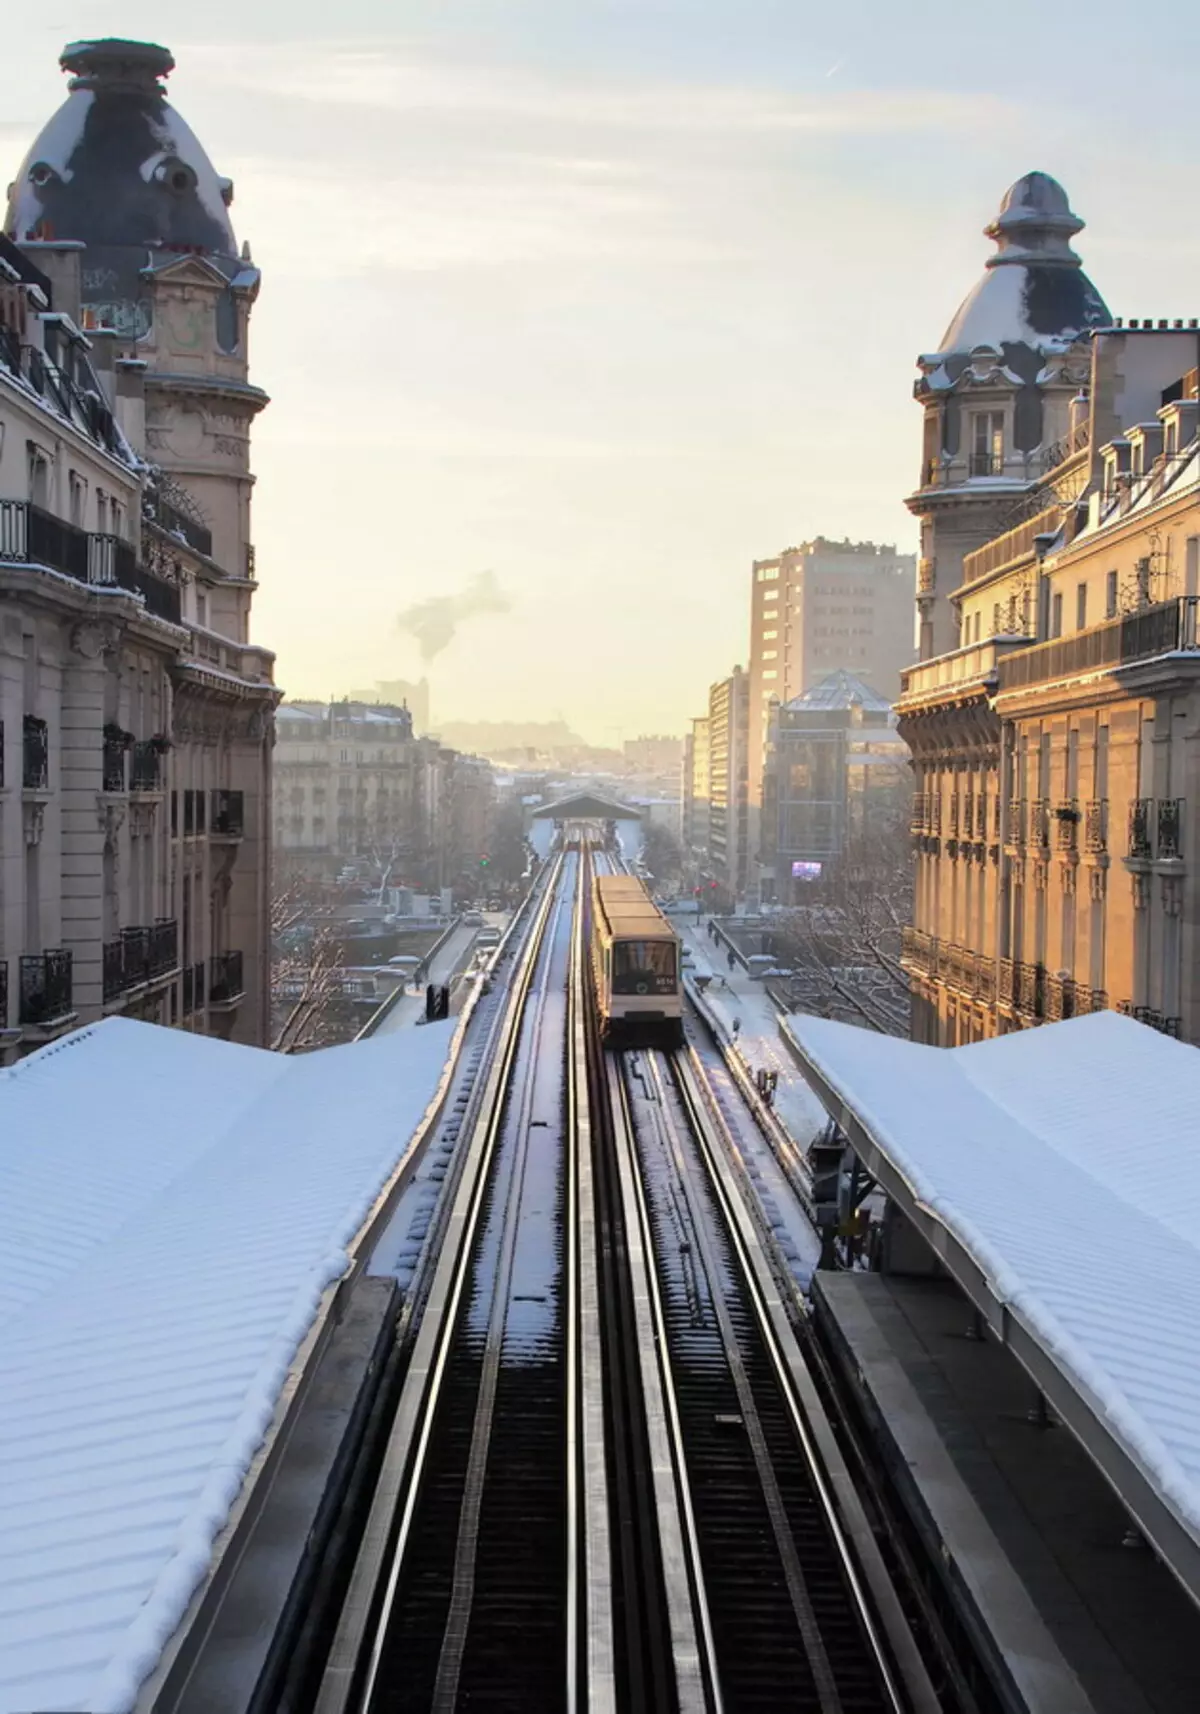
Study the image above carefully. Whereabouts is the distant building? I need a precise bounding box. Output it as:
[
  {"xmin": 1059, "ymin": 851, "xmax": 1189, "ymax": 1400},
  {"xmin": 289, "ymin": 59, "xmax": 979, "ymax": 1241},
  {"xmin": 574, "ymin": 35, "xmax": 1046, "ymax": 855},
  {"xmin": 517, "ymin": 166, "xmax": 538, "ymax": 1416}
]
[
  {"xmin": 747, "ymin": 539, "xmax": 916, "ymax": 835},
  {"xmin": 348, "ymin": 677, "xmax": 430, "ymax": 733},
  {"xmin": 1, "ymin": 41, "xmax": 278, "ymax": 1061},
  {"xmin": 704, "ymin": 667, "xmax": 750, "ymax": 903},
  {"xmin": 681, "ymin": 715, "xmax": 711, "ymax": 864},
  {"xmin": 623, "ymin": 734, "xmax": 683, "ymax": 777},
  {"xmin": 897, "ymin": 171, "xmax": 1200, "ymax": 1047},
  {"xmin": 274, "ymin": 701, "xmax": 493, "ymax": 894},
  {"xmin": 761, "ymin": 671, "xmax": 910, "ymax": 902}
]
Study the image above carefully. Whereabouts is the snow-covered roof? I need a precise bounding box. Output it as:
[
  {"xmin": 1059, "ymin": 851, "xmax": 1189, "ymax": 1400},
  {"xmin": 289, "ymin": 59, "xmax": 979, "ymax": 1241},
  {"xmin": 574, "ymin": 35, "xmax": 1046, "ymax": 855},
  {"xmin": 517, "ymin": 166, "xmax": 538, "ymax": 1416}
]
[
  {"xmin": 785, "ymin": 1010, "xmax": 1200, "ymax": 1598},
  {"xmin": 933, "ymin": 172, "xmax": 1109, "ymax": 360},
  {"xmin": 0, "ymin": 1015, "xmax": 454, "ymax": 1714}
]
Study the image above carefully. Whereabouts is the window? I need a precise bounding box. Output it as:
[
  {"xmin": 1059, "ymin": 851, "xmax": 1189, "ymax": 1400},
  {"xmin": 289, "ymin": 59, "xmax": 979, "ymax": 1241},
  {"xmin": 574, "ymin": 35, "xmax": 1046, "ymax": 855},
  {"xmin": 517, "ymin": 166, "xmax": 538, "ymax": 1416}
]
[
  {"xmin": 27, "ymin": 446, "xmax": 50, "ymax": 509},
  {"xmin": 762, "ymin": 588, "xmax": 778, "ymax": 603},
  {"xmin": 1051, "ymin": 591, "xmax": 1063, "ymax": 638},
  {"xmin": 756, "ymin": 565, "xmax": 779, "ymax": 582},
  {"xmin": 762, "ymin": 650, "xmax": 777, "ymax": 661},
  {"xmin": 970, "ymin": 412, "xmax": 1004, "ymax": 477},
  {"xmin": 196, "ymin": 591, "xmax": 207, "ymax": 627},
  {"xmin": 110, "ymin": 500, "xmax": 123, "ymax": 539},
  {"xmin": 96, "ymin": 489, "xmax": 108, "ymax": 533},
  {"xmin": 1106, "ymin": 569, "xmax": 1118, "ymax": 617},
  {"xmin": 1076, "ymin": 583, "xmax": 1088, "ymax": 631},
  {"xmin": 761, "ymin": 629, "xmax": 777, "ymax": 641},
  {"xmin": 993, "ymin": 602, "xmax": 1001, "ymax": 634},
  {"xmin": 973, "ymin": 611, "xmax": 982, "ymax": 642},
  {"xmin": 762, "ymin": 670, "xmax": 777, "ymax": 681},
  {"xmin": 69, "ymin": 472, "xmax": 86, "ymax": 526}
]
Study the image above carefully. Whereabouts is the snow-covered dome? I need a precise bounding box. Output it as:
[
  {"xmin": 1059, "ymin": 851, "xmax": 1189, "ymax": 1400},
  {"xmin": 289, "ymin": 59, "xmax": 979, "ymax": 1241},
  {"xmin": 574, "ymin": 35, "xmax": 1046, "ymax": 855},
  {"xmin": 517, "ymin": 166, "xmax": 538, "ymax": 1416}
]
[
  {"xmin": 4, "ymin": 39, "xmax": 236, "ymax": 257},
  {"xmin": 937, "ymin": 172, "xmax": 1109, "ymax": 358}
]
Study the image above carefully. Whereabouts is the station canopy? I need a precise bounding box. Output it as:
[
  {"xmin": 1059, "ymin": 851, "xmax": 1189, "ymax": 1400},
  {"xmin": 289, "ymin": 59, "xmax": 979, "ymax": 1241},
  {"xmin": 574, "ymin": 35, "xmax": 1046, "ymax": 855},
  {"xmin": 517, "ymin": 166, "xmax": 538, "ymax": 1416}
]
[
  {"xmin": 531, "ymin": 791, "xmax": 642, "ymax": 821},
  {"xmin": 783, "ymin": 1009, "xmax": 1200, "ymax": 1610}
]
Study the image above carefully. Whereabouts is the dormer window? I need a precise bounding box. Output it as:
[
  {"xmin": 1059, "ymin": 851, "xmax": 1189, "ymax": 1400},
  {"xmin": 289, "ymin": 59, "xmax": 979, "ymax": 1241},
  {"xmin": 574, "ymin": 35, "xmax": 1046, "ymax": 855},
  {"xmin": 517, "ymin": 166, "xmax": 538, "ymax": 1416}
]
[{"xmin": 970, "ymin": 412, "xmax": 1004, "ymax": 477}]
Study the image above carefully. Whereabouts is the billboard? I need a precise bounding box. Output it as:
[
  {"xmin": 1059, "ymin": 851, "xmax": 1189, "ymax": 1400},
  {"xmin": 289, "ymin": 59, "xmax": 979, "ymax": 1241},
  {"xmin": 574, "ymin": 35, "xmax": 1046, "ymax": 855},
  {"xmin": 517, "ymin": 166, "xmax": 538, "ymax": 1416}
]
[{"xmin": 791, "ymin": 860, "xmax": 823, "ymax": 881}]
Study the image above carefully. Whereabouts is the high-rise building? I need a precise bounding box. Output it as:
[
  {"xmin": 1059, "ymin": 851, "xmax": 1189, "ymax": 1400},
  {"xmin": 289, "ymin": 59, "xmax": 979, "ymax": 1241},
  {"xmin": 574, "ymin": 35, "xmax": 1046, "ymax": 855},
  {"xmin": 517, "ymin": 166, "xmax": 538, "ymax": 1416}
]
[
  {"xmin": 745, "ymin": 539, "xmax": 916, "ymax": 884},
  {"xmin": 1, "ymin": 39, "xmax": 278, "ymax": 1058},
  {"xmin": 681, "ymin": 715, "xmax": 711, "ymax": 868},
  {"xmin": 896, "ymin": 172, "xmax": 1200, "ymax": 1047},
  {"xmin": 704, "ymin": 667, "xmax": 750, "ymax": 903}
]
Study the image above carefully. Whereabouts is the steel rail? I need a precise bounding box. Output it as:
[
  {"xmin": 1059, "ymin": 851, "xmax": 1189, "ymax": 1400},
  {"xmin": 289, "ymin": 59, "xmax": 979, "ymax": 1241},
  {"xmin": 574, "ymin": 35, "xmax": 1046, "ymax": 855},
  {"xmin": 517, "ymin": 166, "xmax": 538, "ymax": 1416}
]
[
  {"xmin": 669, "ymin": 1046, "xmax": 942, "ymax": 1714},
  {"xmin": 313, "ymin": 853, "xmax": 568, "ymax": 1714},
  {"xmin": 605, "ymin": 1052, "xmax": 722, "ymax": 1714},
  {"xmin": 567, "ymin": 851, "xmax": 617, "ymax": 1714}
]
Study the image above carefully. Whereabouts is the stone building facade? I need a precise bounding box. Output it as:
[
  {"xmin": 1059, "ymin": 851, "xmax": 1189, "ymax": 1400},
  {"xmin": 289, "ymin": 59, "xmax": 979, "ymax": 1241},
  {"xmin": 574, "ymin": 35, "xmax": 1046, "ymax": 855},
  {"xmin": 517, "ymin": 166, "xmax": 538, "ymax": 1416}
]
[
  {"xmin": 1, "ymin": 39, "xmax": 277, "ymax": 1059},
  {"xmin": 897, "ymin": 171, "xmax": 1200, "ymax": 1045},
  {"xmin": 274, "ymin": 701, "xmax": 494, "ymax": 897}
]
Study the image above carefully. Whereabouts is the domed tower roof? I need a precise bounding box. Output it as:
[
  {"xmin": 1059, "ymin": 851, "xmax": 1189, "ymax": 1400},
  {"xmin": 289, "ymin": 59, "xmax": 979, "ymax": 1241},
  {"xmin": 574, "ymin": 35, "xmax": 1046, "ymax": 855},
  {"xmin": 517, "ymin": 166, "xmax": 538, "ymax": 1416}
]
[
  {"xmin": 4, "ymin": 39, "xmax": 236, "ymax": 257},
  {"xmin": 937, "ymin": 172, "xmax": 1109, "ymax": 357}
]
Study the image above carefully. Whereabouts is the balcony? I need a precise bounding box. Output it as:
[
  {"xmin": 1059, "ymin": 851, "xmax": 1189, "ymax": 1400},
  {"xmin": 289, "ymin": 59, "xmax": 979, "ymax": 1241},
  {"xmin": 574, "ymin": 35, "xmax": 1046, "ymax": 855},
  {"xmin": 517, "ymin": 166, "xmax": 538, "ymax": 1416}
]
[
  {"xmin": 211, "ymin": 790, "xmax": 244, "ymax": 838},
  {"xmin": 962, "ymin": 504, "xmax": 1064, "ymax": 587},
  {"xmin": 103, "ymin": 725, "xmax": 131, "ymax": 792},
  {"xmin": 130, "ymin": 739, "xmax": 164, "ymax": 793},
  {"xmin": 899, "ymin": 636, "xmax": 1032, "ymax": 710},
  {"xmin": 1, "ymin": 499, "xmax": 181, "ymax": 624},
  {"xmin": 995, "ymin": 597, "xmax": 1200, "ymax": 695},
  {"xmin": 1158, "ymin": 798, "xmax": 1184, "ymax": 860},
  {"xmin": 1086, "ymin": 799, "xmax": 1108, "ymax": 853},
  {"xmin": 1006, "ymin": 797, "xmax": 1025, "ymax": 847},
  {"xmin": 0, "ymin": 960, "xmax": 7, "ymax": 1029},
  {"xmin": 22, "ymin": 715, "xmax": 48, "ymax": 789},
  {"xmin": 1129, "ymin": 799, "xmax": 1153, "ymax": 859},
  {"xmin": 1045, "ymin": 975, "xmax": 1079, "ymax": 1023},
  {"xmin": 182, "ymin": 961, "xmax": 206, "ymax": 1016},
  {"xmin": 969, "ymin": 451, "xmax": 1004, "ymax": 478},
  {"xmin": 1054, "ymin": 801, "xmax": 1079, "ymax": 853},
  {"xmin": 209, "ymin": 951, "xmax": 245, "ymax": 1006},
  {"xmin": 104, "ymin": 925, "xmax": 180, "ymax": 1004},
  {"xmin": 1029, "ymin": 799, "xmax": 1050, "ymax": 848},
  {"xmin": 19, "ymin": 949, "xmax": 73, "ymax": 1026},
  {"xmin": 900, "ymin": 926, "xmax": 934, "ymax": 976},
  {"xmin": 1017, "ymin": 961, "xmax": 1045, "ymax": 1020},
  {"xmin": 0, "ymin": 333, "xmax": 124, "ymax": 456}
]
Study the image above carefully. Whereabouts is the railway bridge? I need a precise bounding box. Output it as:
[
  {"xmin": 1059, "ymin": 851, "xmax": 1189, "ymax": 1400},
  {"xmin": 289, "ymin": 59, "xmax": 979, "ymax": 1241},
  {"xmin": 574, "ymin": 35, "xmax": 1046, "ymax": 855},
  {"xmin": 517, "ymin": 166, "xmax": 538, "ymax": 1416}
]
[{"xmin": 3, "ymin": 829, "xmax": 1200, "ymax": 1713}]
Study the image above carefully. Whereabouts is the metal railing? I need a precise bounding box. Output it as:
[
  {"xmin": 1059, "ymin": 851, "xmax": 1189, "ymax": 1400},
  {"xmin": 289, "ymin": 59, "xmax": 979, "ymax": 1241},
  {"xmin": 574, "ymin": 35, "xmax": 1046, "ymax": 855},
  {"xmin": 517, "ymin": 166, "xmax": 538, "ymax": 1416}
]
[
  {"xmin": 1158, "ymin": 798, "xmax": 1184, "ymax": 859},
  {"xmin": 130, "ymin": 740, "xmax": 163, "ymax": 792},
  {"xmin": 996, "ymin": 597, "xmax": 1200, "ymax": 693},
  {"xmin": 23, "ymin": 715, "xmax": 49, "ymax": 789},
  {"xmin": 103, "ymin": 728, "xmax": 128, "ymax": 792},
  {"xmin": 1, "ymin": 499, "xmax": 182, "ymax": 624},
  {"xmin": 1129, "ymin": 798, "xmax": 1154, "ymax": 858},
  {"xmin": 1017, "ymin": 960, "xmax": 1045, "ymax": 1019},
  {"xmin": 1029, "ymin": 798, "xmax": 1050, "ymax": 847},
  {"xmin": 211, "ymin": 789, "xmax": 244, "ymax": 838},
  {"xmin": 1055, "ymin": 801, "xmax": 1079, "ymax": 852},
  {"xmin": 19, "ymin": 949, "xmax": 73, "ymax": 1025},
  {"xmin": 209, "ymin": 950, "xmax": 245, "ymax": 1005},
  {"xmin": 182, "ymin": 961, "xmax": 206, "ymax": 1015},
  {"xmin": 962, "ymin": 503, "xmax": 1063, "ymax": 586},
  {"xmin": 1007, "ymin": 797, "xmax": 1025, "ymax": 845},
  {"xmin": 1086, "ymin": 799, "xmax": 1107, "ymax": 853},
  {"xmin": 0, "ymin": 959, "xmax": 7, "ymax": 1028}
]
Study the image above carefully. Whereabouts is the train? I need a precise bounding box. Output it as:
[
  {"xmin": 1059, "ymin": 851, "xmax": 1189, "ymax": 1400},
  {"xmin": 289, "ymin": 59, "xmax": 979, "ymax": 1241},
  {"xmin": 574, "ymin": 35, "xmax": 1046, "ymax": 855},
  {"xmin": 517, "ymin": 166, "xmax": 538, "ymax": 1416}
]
[{"xmin": 590, "ymin": 873, "xmax": 684, "ymax": 1046}]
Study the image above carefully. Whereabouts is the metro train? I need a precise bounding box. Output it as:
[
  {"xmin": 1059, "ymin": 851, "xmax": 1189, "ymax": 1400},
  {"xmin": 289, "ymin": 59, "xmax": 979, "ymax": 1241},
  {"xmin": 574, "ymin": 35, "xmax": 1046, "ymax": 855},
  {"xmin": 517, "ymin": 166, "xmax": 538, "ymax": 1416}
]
[{"xmin": 590, "ymin": 873, "xmax": 683, "ymax": 1046}]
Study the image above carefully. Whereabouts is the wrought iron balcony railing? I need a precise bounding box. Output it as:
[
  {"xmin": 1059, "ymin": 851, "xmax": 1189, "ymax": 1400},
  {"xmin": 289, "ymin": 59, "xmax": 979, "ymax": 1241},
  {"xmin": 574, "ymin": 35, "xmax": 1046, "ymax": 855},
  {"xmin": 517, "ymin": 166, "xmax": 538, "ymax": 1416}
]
[
  {"xmin": 0, "ymin": 959, "xmax": 7, "ymax": 1028},
  {"xmin": 1158, "ymin": 797, "xmax": 1184, "ymax": 859},
  {"xmin": 130, "ymin": 740, "xmax": 163, "ymax": 792},
  {"xmin": 1, "ymin": 499, "xmax": 181, "ymax": 624},
  {"xmin": 1085, "ymin": 799, "xmax": 1107, "ymax": 853},
  {"xmin": 210, "ymin": 789, "xmax": 244, "ymax": 838},
  {"xmin": 1129, "ymin": 798, "xmax": 1154, "ymax": 858},
  {"xmin": 182, "ymin": 961, "xmax": 206, "ymax": 1015},
  {"xmin": 22, "ymin": 715, "xmax": 48, "ymax": 789},
  {"xmin": 1055, "ymin": 801, "xmax": 1079, "ymax": 852},
  {"xmin": 1006, "ymin": 798, "xmax": 1025, "ymax": 845},
  {"xmin": 209, "ymin": 950, "xmax": 245, "ymax": 1005},
  {"xmin": 19, "ymin": 949, "xmax": 73, "ymax": 1026},
  {"xmin": 1029, "ymin": 799, "xmax": 1050, "ymax": 847},
  {"xmin": 150, "ymin": 919, "xmax": 179, "ymax": 977}
]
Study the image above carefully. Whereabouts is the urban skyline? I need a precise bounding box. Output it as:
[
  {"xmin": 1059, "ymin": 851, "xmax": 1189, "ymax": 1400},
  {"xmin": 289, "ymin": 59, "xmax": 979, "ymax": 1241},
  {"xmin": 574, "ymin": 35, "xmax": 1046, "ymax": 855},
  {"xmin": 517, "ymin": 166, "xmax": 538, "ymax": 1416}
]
[{"xmin": 4, "ymin": 0, "xmax": 1197, "ymax": 736}]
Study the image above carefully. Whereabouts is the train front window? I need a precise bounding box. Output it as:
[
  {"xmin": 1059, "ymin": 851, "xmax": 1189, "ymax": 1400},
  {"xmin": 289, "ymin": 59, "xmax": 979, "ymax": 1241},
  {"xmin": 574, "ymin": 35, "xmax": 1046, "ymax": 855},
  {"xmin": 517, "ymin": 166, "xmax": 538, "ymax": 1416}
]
[{"xmin": 612, "ymin": 939, "xmax": 677, "ymax": 993}]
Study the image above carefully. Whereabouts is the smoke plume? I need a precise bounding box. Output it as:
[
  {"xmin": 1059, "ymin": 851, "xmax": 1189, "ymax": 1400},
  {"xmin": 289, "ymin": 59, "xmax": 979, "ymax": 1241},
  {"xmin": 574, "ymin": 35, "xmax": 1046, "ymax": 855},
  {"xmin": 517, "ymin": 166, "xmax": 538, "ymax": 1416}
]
[{"xmin": 396, "ymin": 570, "xmax": 511, "ymax": 661}]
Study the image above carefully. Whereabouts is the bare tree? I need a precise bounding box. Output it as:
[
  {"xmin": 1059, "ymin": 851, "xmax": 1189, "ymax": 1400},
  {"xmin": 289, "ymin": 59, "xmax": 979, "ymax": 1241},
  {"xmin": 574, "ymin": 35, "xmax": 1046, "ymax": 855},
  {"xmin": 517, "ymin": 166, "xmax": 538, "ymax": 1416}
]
[
  {"xmin": 772, "ymin": 814, "xmax": 912, "ymax": 1036},
  {"xmin": 270, "ymin": 865, "xmax": 355, "ymax": 1051},
  {"xmin": 641, "ymin": 820, "xmax": 684, "ymax": 889}
]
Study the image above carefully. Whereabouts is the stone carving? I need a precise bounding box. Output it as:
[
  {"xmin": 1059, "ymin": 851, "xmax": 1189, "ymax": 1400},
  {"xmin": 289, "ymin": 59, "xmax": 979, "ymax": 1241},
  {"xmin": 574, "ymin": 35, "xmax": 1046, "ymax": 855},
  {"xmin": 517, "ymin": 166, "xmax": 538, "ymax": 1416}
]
[
  {"xmin": 98, "ymin": 798, "xmax": 127, "ymax": 853},
  {"xmin": 69, "ymin": 620, "xmax": 118, "ymax": 661},
  {"xmin": 1088, "ymin": 866, "xmax": 1107, "ymax": 903}
]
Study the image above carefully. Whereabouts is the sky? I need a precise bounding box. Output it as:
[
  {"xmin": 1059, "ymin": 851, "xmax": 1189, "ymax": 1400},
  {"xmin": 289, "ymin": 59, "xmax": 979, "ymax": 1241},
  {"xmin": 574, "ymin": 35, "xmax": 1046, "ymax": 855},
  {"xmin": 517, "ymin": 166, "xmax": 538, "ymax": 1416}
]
[{"xmin": 3, "ymin": 2, "xmax": 1198, "ymax": 742}]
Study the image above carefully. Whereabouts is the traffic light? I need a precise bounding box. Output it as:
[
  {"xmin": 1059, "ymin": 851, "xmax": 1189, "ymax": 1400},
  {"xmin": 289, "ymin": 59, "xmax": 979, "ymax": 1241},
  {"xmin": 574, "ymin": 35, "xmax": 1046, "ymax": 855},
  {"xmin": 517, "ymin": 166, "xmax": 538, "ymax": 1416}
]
[{"xmin": 479, "ymin": 855, "xmax": 490, "ymax": 869}]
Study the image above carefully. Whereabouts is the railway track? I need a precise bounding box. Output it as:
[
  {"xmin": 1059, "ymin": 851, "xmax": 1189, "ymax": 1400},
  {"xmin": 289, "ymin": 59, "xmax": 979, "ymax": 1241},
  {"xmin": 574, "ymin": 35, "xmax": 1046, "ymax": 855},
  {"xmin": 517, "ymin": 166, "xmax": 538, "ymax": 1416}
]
[
  {"xmin": 306, "ymin": 839, "xmax": 954, "ymax": 1712},
  {"xmin": 314, "ymin": 851, "xmax": 613, "ymax": 1713}
]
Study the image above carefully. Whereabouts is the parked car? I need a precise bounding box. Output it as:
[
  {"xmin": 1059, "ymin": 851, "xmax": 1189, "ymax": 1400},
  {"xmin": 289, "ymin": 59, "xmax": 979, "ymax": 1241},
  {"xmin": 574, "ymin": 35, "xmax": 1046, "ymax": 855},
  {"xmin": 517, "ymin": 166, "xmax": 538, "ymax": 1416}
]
[{"xmin": 462, "ymin": 910, "xmax": 484, "ymax": 926}]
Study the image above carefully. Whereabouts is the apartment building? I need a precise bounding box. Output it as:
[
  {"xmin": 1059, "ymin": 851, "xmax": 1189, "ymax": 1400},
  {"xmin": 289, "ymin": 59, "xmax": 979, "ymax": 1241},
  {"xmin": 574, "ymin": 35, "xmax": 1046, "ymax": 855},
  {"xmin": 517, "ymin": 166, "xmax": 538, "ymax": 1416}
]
[
  {"xmin": 899, "ymin": 306, "xmax": 1200, "ymax": 1041},
  {"xmin": 0, "ymin": 40, "xmax": 277, "ymax": 1059},
  {"xmin": 746, "ymin": 539, "xmax": 915, "ymax": 846},
  {"xmin": 681, "ymin": 715, "xmax": 711, "ymax": 870},
  {"xmin": 703, "ymin": 667, "xmax": 750, "ymax": 904},
  {"xmin": 274, "ymin": 701, "xmax": 494, "ymax": 895}
]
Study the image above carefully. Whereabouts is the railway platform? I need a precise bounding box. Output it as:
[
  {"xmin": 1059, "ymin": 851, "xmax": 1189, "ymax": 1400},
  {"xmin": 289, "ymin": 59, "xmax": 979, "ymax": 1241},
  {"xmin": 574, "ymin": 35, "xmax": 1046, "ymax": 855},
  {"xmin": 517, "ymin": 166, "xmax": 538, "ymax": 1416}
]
[{"xmin": 788, "ymin": 1009, "xmax": 1200, "ymax": 1714}]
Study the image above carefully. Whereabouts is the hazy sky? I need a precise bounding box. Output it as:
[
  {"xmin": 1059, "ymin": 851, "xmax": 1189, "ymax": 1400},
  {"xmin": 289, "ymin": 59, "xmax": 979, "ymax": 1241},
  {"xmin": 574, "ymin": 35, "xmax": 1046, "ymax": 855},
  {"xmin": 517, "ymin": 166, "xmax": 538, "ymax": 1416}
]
[{"xmin": 4, "ymin": 2, "xmax": 1198, "ymax": 741}]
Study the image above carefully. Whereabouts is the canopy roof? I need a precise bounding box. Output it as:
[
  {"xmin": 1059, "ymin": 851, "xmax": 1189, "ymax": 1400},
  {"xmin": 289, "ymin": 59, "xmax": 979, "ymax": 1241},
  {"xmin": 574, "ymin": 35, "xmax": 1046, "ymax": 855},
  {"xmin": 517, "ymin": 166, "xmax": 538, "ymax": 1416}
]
[
  {"xmin": 784, "ymin": 1010, "xmax": 1200, "ymax": 1609},
  {"xmin": 532, "ymin": 790, "xmax": 642, "ymax": 820},
  {"xmin": 0, "ymin": 1016, "xmax": 453, "ymax": 1712}
]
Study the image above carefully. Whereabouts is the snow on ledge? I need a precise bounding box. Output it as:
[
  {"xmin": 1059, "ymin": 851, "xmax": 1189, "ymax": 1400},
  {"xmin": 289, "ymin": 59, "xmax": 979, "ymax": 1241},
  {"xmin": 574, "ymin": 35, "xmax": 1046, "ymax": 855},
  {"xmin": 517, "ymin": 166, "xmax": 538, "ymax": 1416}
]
[
  {"xmin": 784, "ymin": 1010, "xmax": 1200, "ymax": 1559},
  {"xmin": 0, "ymin": 1015, "xmax": 455, "ymax": 1714}
]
